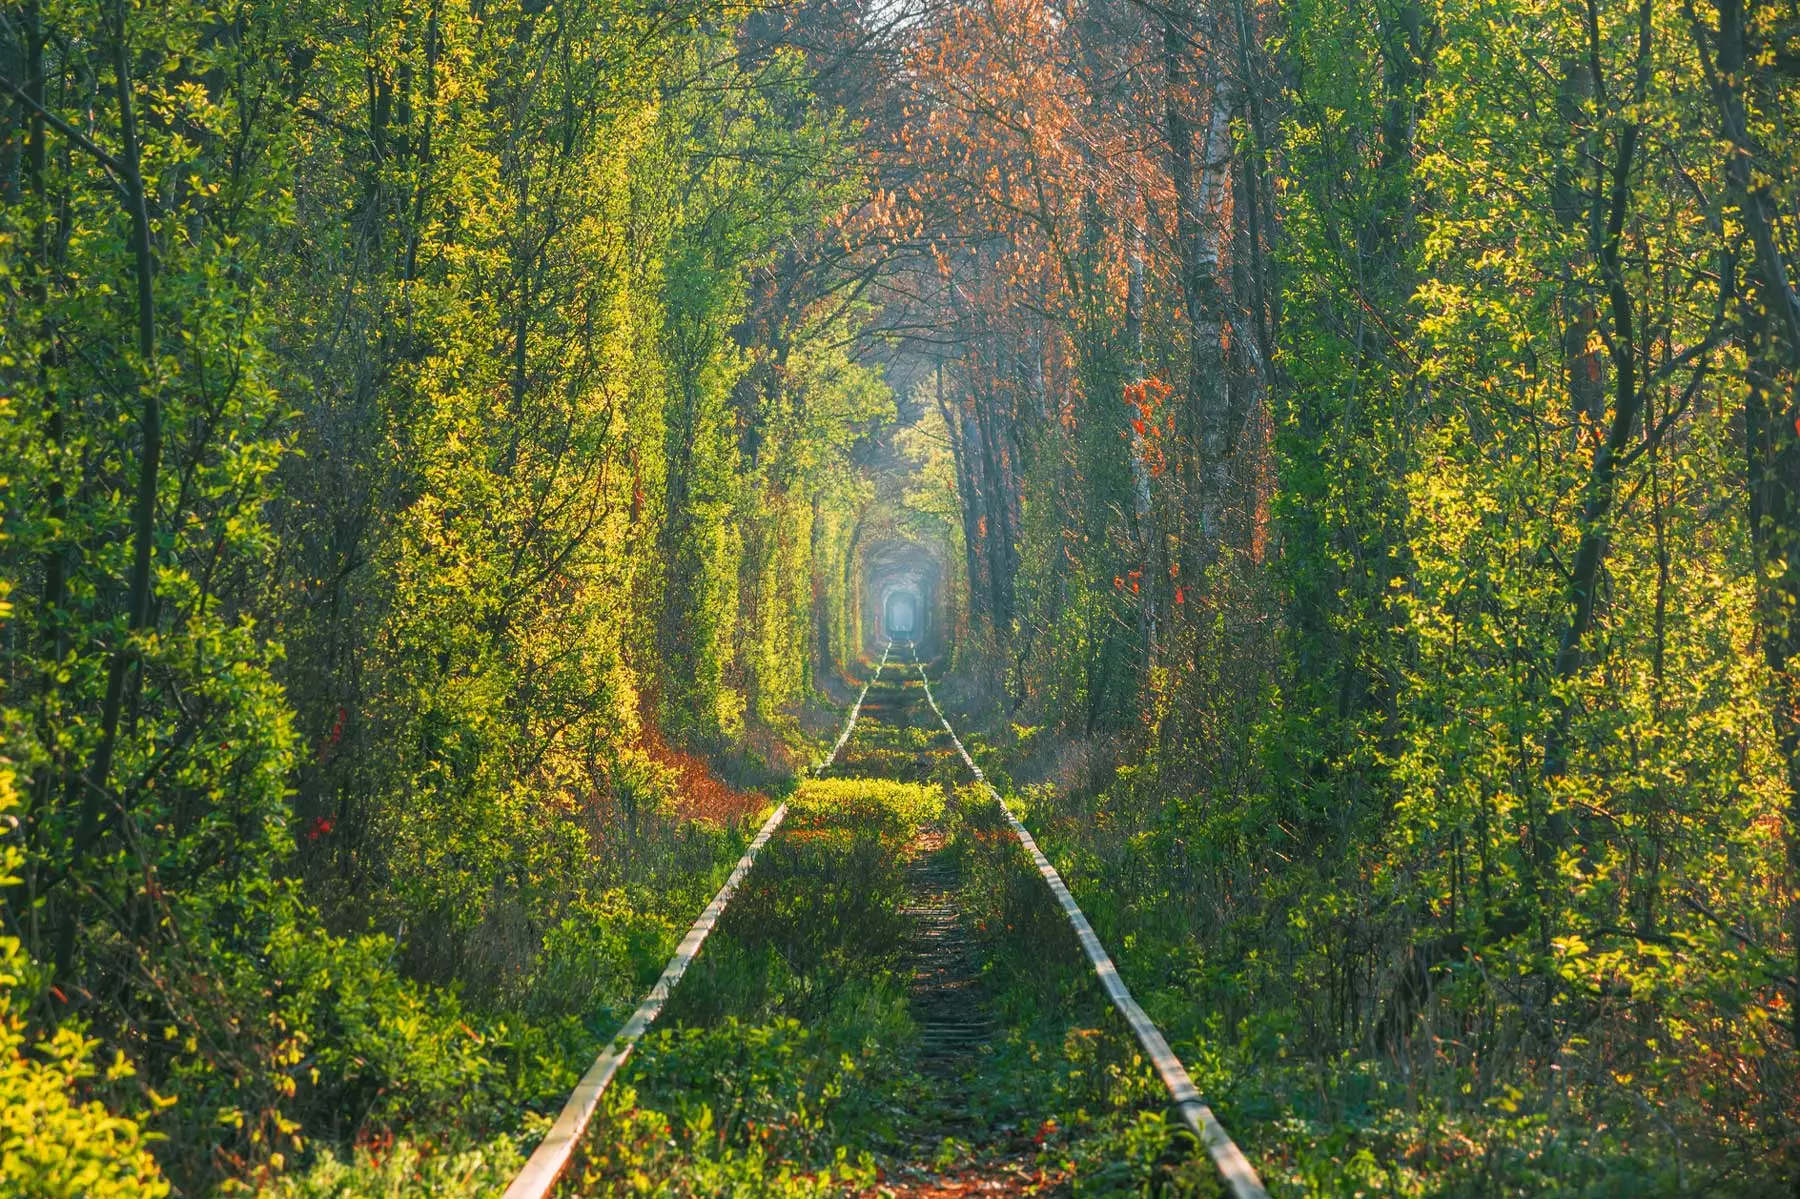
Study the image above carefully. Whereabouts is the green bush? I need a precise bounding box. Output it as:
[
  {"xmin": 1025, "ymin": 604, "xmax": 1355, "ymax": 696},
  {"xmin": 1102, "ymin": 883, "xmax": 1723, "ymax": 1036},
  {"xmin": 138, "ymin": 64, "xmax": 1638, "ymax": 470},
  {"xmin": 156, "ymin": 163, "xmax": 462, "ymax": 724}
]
[
  {"xmin": 789, "ymin": 778, "xmax": 942, "ymax": 838},
  {"xmin": 255, "ymin": 1136, "xmax": 523, "ymax": 1199},
  {"xmin": 260, "ymin": 918, "xmax": 498, "ymax": 1137},
  {"xmin": 0, "ymin": 1013, "xmax": 169, "ymax": 1199},
  {"xmin": 0, "ymin": 754, "xmax": 168, "ymax": 1199}
]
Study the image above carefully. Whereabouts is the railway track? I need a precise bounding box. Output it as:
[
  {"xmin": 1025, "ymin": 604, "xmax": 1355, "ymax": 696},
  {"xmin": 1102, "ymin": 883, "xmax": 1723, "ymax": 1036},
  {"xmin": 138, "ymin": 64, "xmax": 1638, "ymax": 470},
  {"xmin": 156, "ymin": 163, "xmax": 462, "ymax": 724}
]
[
  {"xmin": 504, "ymin": 644, "xmax": 1268, "ymax": 1199},
  {"xmin": 901, "ymin": 826, "xmax": 995, "ymax": 1065}
]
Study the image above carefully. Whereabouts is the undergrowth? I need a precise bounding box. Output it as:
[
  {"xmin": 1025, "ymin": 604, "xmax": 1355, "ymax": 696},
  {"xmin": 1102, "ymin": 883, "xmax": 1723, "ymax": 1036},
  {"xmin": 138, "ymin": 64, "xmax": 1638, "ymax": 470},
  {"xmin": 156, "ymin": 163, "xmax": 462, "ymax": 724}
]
[
  {"xmin": 948, "ymin": 784, "xmax": 1227, "ymax": 1199},
  {"xmin": 959, "ymin": 719, "xmax": 1794, "ymax": 1198},
  {"xmin": 235, "ymin": 800, "xmax": 763, "ymax": 1198}
]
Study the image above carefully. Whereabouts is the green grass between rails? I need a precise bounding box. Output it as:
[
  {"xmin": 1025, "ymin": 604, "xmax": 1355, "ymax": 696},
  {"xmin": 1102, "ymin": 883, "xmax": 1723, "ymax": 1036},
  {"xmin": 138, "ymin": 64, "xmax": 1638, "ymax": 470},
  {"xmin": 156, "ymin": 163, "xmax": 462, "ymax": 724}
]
[{"xmin": 260, "ymin": 763, "xmax": 1240, "ymax": 1199}]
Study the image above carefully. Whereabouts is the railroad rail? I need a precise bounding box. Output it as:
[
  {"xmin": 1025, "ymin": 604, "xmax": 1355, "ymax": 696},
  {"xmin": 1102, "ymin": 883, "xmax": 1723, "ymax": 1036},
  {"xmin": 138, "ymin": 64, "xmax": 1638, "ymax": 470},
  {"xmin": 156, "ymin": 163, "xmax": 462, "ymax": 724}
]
[
  {"xmin": 501, "ymin": 646, "xmax": 890, "ymax": 1199},
  {"xmin": 906, "ymin": 644, "xmax": 1269, "ymax": 1199}
]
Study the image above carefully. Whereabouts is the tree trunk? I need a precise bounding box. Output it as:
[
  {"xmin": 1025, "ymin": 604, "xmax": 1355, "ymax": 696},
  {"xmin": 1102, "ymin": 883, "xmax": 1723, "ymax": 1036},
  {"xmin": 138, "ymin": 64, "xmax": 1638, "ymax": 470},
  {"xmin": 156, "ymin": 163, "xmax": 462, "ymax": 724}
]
[
  {"xmin": 62, "ymin": 0, "xmax": 160, "ymax": 981},
  {"xmin": 1164, "ymin": 5, "xmax": 1236, "ymax": 567},
  {"xmin": 1696, "ymin": 0, "xmax": 1800, "ymax": 1049},
  {"xmin": 937, "ymin": 364, "xmax": 991, "ymax": 633}
]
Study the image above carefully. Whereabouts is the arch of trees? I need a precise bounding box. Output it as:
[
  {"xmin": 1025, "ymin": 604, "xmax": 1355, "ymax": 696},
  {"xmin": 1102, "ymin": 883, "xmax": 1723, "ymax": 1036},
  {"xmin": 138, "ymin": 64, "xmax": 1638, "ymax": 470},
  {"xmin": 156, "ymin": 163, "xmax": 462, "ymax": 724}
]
[{"xmin": 2, "ymin": 0, "xmax": 1798, "ymax": 1190}]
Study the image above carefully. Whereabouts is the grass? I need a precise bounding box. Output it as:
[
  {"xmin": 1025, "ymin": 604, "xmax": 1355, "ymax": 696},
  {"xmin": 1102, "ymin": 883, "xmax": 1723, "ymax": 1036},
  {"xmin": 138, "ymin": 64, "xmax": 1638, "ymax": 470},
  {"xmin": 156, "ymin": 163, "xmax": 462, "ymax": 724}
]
[{"xmin": 242, "ymin": 691, "xmax": 1240, "ymax": 1199}]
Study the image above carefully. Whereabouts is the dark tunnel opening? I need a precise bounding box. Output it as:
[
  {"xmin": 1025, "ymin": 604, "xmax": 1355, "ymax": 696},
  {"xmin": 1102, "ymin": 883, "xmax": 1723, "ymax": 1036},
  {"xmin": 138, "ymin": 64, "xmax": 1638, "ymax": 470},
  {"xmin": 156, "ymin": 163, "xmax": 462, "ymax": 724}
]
[
  {"xmin": 858, "ymin": 538, "xmax": 947, "ymax": 664},
  {"xmin": 884, "ymin": 590, "xmax": 918, "ymax": 635}
]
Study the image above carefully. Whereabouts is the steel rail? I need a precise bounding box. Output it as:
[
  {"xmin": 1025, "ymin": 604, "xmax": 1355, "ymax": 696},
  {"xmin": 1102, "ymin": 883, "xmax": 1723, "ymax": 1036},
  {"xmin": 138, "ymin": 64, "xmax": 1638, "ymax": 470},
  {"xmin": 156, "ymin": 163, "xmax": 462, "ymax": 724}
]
[
  {"xmin": 907, "ymin": 646, "xmax": 1270, "ymax": 1199},
  {"xmin": 502, "ymin": 648, "xmax": 890, "ymax": 1199},
  {"xmin": 818, "ymin": 642, "xmax": 891, "ymax": 772}
]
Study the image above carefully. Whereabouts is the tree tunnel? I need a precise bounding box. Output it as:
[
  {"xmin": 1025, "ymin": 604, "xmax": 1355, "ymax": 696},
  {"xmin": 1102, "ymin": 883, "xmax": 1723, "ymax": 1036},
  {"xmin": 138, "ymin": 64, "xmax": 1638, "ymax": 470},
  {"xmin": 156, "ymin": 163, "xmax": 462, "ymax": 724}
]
[{"xmin": 858, "ymin": 538, "xmax": 948, "ymax": 663}]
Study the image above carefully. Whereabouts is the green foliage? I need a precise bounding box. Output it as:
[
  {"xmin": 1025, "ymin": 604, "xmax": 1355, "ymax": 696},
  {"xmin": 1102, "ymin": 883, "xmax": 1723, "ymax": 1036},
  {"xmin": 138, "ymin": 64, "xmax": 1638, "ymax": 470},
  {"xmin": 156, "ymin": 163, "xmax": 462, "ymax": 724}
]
[
  {"xmin": 0, "ymin": 757, "xmax": 168, "ymax": 1199},
  {"xmin": 581, "ymin": 1085, "xmax": 876, "ymax": 1199},
  {"xmin": 7, "ymin": 0, "xmax": 1795, "ymax": 1193},
  {"xmin": 0, "ymin": 0, "xmax": 885, "ymax": 1191},
  {"xmin": 789, "ymin": 777, "xmax": 944, "ymax": 836},
  {"xmin": 598, "ymin": 1021, "xmax": 893, "ymax": 1176},
  {"xmin": 574, "ymin": 773, "xmax": 924, "ymax": 1191},
  {"xmin": 954, "ymin": 0, "xmax": 1798, "ymax": 1191},
  {"xmin": 1063, "ymin": 1113, "xmax": 1222, "ymax": 1199},
  {"xmin": 0, "ymin": 976, "xmax": 169, "ymax": 1199},
  {"xmin": 256, "ymin": 1136, "xmax": 523, "ymax": 1199},
  {"xmin": 254, "ymin": 916, "xmax": 496, "ymax": 1135}
]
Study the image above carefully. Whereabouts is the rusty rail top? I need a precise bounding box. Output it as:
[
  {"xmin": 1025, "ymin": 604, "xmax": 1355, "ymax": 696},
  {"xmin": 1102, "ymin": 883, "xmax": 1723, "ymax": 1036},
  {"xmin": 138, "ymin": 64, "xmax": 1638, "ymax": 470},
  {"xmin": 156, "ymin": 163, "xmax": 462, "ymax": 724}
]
[
  {"xmin": 500, "ymin": 646, "xmax": 890, "ymax": 1199},
  {"xmin": 908, "ymin": 646, "xmax": 1271, "ymax": 1199}
]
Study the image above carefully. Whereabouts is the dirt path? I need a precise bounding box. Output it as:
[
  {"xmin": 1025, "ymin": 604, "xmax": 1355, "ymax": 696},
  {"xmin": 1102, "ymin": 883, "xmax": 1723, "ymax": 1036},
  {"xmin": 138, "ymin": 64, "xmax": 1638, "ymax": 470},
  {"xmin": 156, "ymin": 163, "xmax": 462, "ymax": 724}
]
[
  {"xmin": 902, "ymin": 828, "xmax": 994, "ymax": 1063},
  {"xmin": 843, "ymin": 826, "xmax": 1068, "ymax": 1198},
  {"xmin": 862, "ymin": 826, "xmax": 1071, "ymax": 1198},
  {"xmin": 864, "ymin": 1156, "xmax": 1065, "ymax": 1198}
]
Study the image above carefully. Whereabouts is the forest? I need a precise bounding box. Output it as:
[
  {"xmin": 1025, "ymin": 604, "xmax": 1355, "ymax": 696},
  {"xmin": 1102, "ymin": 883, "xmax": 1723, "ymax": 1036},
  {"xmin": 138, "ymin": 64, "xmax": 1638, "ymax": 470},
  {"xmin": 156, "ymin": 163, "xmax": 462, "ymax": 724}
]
[{"xmin": 0, "ymin": 0, "xmax": 1797, "ymax": 1194}]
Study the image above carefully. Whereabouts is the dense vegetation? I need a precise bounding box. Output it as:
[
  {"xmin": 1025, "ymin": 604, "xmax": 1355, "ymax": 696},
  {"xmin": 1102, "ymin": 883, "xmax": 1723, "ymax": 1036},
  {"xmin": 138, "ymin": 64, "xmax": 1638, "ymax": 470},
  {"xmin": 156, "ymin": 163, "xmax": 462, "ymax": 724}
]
[
  {"xmin": 2, "ymin": 0, "xmax": 1798, "ymax": 1194},
  {"xmin": 0, "ymin": 0, "xmax": 885, "ymax": 1192},
  {"xmin": 896, "ymin": 0, "xmax": 1800, "ymax": 1190}
]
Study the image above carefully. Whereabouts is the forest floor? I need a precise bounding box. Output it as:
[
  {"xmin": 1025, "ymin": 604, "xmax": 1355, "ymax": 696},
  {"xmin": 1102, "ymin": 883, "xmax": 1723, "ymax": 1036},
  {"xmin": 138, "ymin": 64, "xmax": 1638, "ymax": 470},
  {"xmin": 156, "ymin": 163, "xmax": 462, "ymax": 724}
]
[{"xmin": 566, "ymin": 664, "xmax": 1194, "ymax": 1197}]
